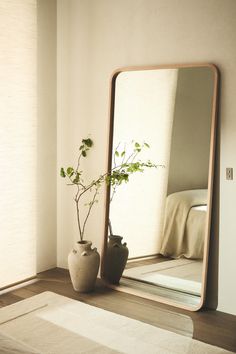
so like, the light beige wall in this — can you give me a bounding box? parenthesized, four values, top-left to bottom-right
(57, 0, 92, 267)
(57, 0, 236, 315)
(37, 0, 57, 272)
(167, 67, 213, 195)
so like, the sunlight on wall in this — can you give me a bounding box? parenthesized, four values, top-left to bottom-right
(109, 69, 178, 257)
(0, 0, 37, 287)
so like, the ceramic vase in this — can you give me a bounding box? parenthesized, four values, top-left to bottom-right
(68, 240, 100, 292)
(104, 235, 129, 284)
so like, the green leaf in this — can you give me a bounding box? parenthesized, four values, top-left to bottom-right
(60, 167, 66, 178)
(95, 181, 102, 187)
(82, 138, 93, 147)
(115, 151, 119, 157)
(73, 172, 81, 183)
(135, 142, 140, 148)
(105, 176, 111, 185)
(144, 142, 150, 148)
(82, 150, 87, 157)
(66, 167, 74, 177)
(121, 151, 125, 157)
(79, 145, 84, 150)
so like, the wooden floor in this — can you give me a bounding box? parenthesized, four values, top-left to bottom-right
(125, 254, 172, 269)
(0, 268, 235, 353)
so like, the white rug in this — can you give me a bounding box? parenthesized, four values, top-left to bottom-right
(0, 292, 232, 354)
(124, 259, 202, 295)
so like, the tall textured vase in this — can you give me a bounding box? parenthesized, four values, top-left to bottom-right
(104, 235, 129, 284)
(68, 240, 100, 292)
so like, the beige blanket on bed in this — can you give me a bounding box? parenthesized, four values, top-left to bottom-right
(160, 189, 207, 259)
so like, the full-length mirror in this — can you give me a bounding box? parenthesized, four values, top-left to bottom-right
(102, 64, 218, 311)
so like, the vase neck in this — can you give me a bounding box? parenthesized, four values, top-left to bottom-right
(109, 235, 123, 244)
(76, 240, 92, 251)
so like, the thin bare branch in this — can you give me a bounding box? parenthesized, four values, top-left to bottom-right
(109, 185, 117, 203)
(108, 219, 113, 236)
(75, 151, 83, 173)
(81, 186, 99, 239)
(113, 142, 120, 168)
(75, 199, 82, 240)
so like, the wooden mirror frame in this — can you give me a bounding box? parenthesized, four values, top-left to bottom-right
(101, 63, 219, 311)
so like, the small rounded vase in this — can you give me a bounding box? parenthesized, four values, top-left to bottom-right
(68, 240, 100, 292)
(104, 235, 129, 284)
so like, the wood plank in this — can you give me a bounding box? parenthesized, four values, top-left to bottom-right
(125, 255, 172, 269)
(0, 293, 22, 308)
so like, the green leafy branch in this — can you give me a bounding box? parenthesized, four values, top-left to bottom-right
(106, 141, 159, 205)
(60, 138, 162, 241)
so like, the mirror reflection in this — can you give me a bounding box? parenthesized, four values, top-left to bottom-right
(105, 65, 217, 309)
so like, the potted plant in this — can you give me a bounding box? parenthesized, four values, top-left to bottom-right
(60, 138, 100, 292)
(60, 138, 158, 291)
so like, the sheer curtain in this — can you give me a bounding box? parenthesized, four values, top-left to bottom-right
(0, 0, 37, 288)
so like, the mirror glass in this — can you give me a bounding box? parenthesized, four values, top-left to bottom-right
(103, 65, 218, 310)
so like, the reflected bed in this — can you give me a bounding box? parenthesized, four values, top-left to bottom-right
(160, 189, 207, 259)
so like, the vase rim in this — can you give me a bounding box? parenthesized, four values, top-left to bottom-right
(77, 240, 92, 245)
(109, 235, 123, 239)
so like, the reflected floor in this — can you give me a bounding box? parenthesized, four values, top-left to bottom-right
(120, 277, 201, 308)
(124, 257, 203, 296)
(122, 255, 202, 308)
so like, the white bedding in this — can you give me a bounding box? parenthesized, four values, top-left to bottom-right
(160, 190, 207, 259)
